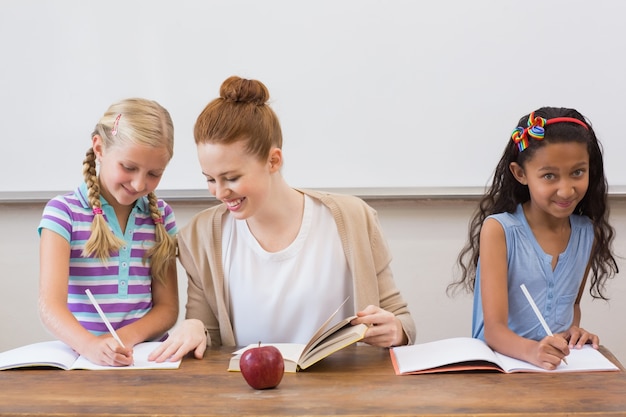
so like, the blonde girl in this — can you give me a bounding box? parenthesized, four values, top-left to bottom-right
(38, 98, 178, 366)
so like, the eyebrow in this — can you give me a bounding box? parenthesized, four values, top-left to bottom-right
(201, 170, 237, 178)
(537, 161, 588, 171)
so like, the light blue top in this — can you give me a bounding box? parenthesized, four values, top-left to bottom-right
(472, 204, 594, 341)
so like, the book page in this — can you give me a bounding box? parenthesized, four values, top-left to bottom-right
(232, 343, 305, 363)
(299, 323, 367, 369)
(301, 297, 351, 356)
(71, 342, 181, 370)
(495, 345, 620, 373)
(0, 340, 78, 370)
(390, 337, 504, 375)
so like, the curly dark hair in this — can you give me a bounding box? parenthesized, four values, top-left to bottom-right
(449, 107, 618, 299)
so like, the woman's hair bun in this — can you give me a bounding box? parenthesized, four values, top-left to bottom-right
(220, 76, 269, 105)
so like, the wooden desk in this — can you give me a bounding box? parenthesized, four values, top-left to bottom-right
(1, 345, 625, 417)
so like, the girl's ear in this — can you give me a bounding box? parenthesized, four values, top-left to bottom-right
(268, 147, 283, 173)
(92, 135, 104, 161)
(509, 162, 527, 185)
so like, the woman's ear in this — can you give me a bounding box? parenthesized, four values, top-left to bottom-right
(268, 147, 283, 173)
(509, 162, 527, 185)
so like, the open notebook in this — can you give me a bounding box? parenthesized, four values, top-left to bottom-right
(390, 337, 620, 375)
(0, 340, 181, 370)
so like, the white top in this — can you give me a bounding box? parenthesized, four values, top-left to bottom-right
(223, 195, 353, 345)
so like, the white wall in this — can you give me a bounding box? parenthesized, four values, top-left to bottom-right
(3, 0, 626, 194)
(2, 198, 625, 362)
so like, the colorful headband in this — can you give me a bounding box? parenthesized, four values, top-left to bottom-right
(111, 114, 122, 136)
(511, 112, 589, 152)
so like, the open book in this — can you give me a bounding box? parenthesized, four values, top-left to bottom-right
(228, 299, 368, 373)
(0, 340, 181, 371)
(390, 337, 620, 375)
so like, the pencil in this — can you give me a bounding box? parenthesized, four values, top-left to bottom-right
(520, 284, 567, 365)
(85, 288, 126, 348)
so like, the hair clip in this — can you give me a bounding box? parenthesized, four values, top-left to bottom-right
(526, 113, 546, 140)
(92, 207, 103, 216)
(154, 217, 164, 225)
(511, 127, 529, 152)
(111, 114, 122, 136)
(511, 111, 589, 152)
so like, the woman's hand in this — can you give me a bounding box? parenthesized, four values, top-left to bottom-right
(148, 319, 207, 363)
(350, 305, 407, 347)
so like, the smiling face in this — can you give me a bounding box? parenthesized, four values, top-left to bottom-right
(93, 135, 171, 209)
(509, 141, 589, 220)
(197, 140, 280, 220)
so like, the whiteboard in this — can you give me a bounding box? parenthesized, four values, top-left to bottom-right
(2, 0, 625, 195)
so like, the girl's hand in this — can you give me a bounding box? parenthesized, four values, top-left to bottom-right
(350, 305, 407, 347)
(560, 325, 599, 349)
(531, 335, 570, 370)
(148, 319, 207, 363)
(83, 336, 133, 367)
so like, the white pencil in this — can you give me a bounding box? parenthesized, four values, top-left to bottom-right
(520, 283, 567, 365)
(85, 289, 126, 348)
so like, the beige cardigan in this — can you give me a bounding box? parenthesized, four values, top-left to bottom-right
(177, 189, 416, 346)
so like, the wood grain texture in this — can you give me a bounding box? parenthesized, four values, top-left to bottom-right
(0, 345, 624, 416)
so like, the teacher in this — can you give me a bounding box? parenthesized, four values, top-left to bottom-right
(150, 75, 416, 362)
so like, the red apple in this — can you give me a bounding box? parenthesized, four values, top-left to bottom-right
(239, 343, 284, 390)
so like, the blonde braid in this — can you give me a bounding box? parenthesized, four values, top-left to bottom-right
(144, 192, 177, 284)
(81, 148, 125, 261)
